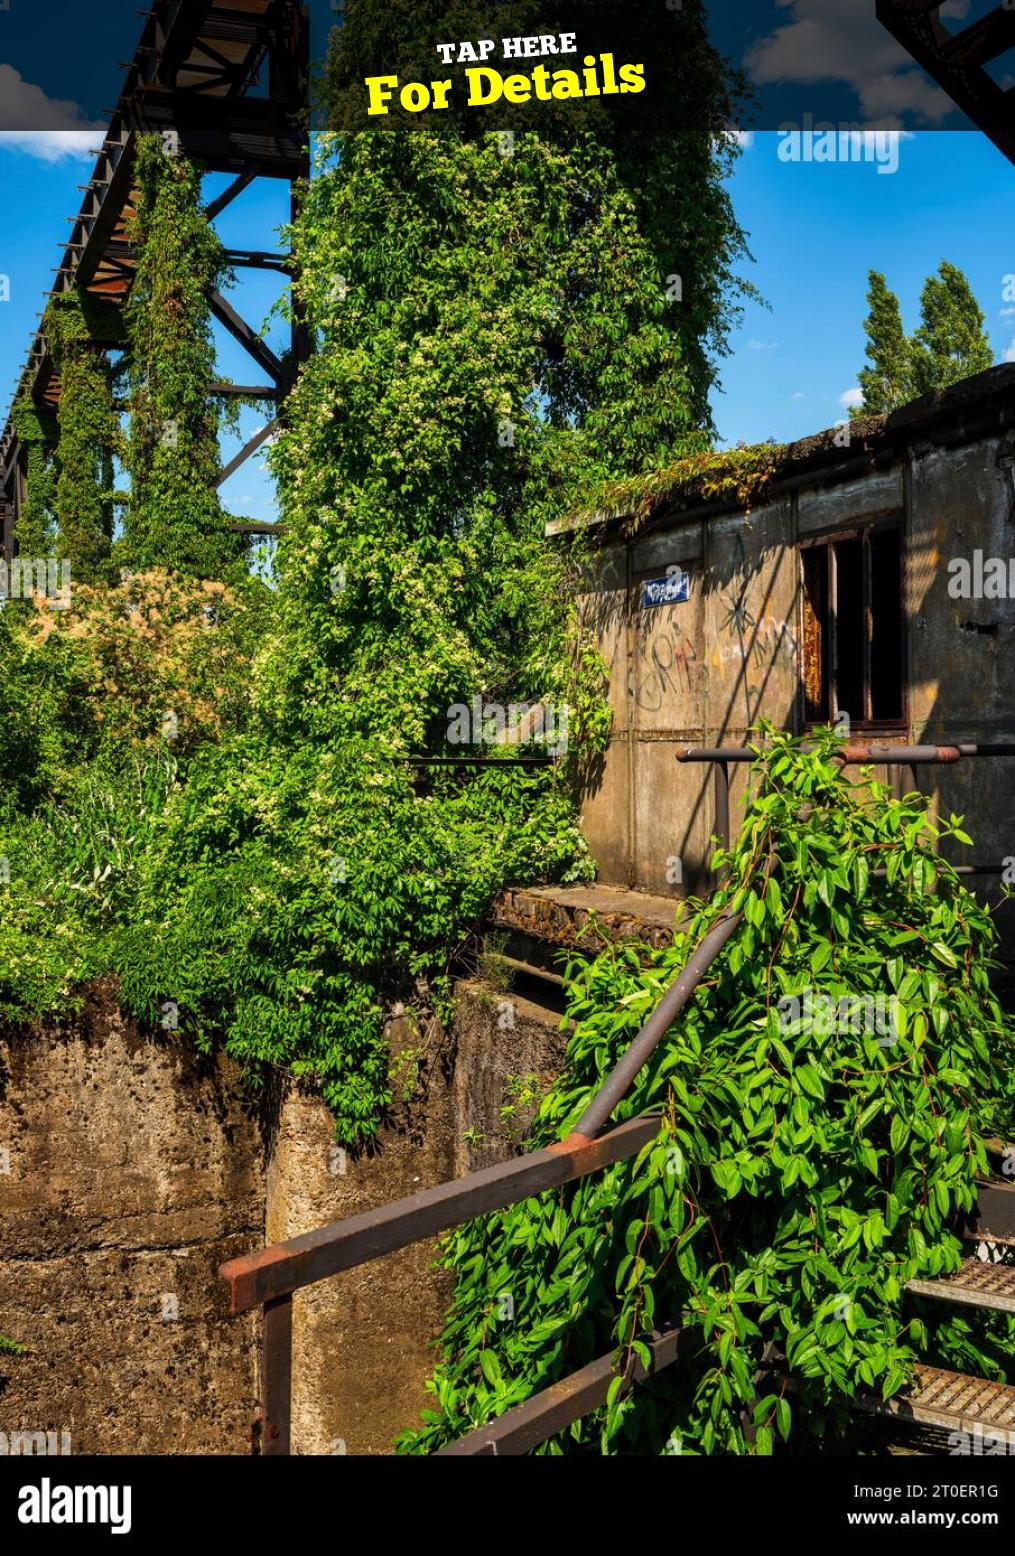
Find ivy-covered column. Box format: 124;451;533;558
124;135;241;580
43;291;123;584
10;400;58;556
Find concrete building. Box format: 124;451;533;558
556;366;1015;950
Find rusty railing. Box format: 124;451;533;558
677;741;1015;876
219;908;744;1454
220;739;1015;1455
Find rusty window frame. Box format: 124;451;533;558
799;516;907;732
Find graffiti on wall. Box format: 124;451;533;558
631;624;703;713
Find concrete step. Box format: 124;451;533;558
490;883;682;952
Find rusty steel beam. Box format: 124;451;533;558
220;1112;665;1315
204;169;257;221
0;1;311;520
876;1;1015;168
261;1294;292;1457
436;1324;692;1456
216;417;279;487
210;292;284;384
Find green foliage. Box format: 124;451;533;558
43;291;123;582
584;442;783;530
264;126;749;751
123;136;242;578
0;571;262;810
18;443;56;555
855;262;994;417
0;753;177;1023
12;397;59;555
0;101;749;1144
910;261;994;397
400;730;1015;1455
855;272;910;418
115;740;590;1141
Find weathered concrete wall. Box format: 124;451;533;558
264;987;567;1452
264;1013;457;1456
0;981;263;1455
452;981;568;1175
0;978;570;1458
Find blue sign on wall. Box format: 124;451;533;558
641;569;690;609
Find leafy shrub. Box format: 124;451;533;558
117;739;592;1143
0;571;264;805
401;730;1015;1455
0;754;177;1023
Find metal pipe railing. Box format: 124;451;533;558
221;897;747;1453
676;740;1015;869
677;743;1015;765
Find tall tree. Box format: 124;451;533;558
856;262;995;415
910;260;993;396
855;271;911;416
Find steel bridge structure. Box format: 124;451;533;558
0;0;311;565
877;0;1015;166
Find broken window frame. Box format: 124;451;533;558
799;516;907;732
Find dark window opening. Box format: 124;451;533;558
801;523;904;729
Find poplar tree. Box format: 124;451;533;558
855;271;911;416
856;262;995;416
910;260;993;396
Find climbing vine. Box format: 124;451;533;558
11;400;58;555
124;135;241;579
43;291;123;583
401;729;1015;1454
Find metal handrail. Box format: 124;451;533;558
677;740;1015;871
220;900;744;1454
221;737;1015;1454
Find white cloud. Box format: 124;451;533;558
748;339;780;351
840;387;864;411
1000;307;1015;319
746;0;957;126
792;392;805;400
726;129;755;149
0;131;99;162
0;66;104;160
1005;338;1015;364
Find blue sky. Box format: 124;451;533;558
715;127;1015;446
0;127;1013;523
